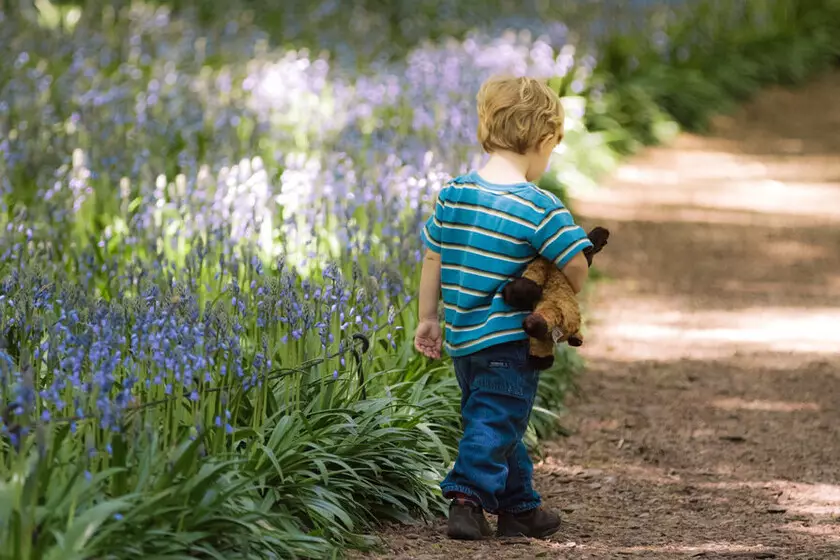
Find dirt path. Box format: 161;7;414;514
358;71;840;559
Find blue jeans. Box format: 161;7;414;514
440;340;542;514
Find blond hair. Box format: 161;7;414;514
476;76;565;154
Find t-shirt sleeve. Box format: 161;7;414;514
420;192;445;253
529;203;593;268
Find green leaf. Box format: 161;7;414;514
154;436;204;492
416;422;451;465
54;497;134;555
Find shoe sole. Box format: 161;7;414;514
497;524;561;539
447;523;492;541
447;530;488;541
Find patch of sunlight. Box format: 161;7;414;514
522;540;577;552
571;199;830;228
782;522;840;540
783;483;840;517
598;306;840;358
711;397;820;413
244;53;347;150
576;134;840;223
761;239;830;262
756;155;840;183
575;178;840;225
614;149;768;184
699;480;840;518
613;147;840;186
700;180;840;220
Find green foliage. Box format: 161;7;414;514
0;359;466;558
530;349;583;445
585;0;840;156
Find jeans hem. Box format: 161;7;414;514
440;484;492;512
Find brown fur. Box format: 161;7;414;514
502;227;610;369
520;257;583;356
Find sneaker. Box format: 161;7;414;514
497;506;562;539
446;499;493;540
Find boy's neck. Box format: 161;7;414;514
477;151;531;185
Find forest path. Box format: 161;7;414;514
359;70;840;559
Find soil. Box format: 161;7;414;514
355;71;840;559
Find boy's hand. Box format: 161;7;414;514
414;320;442;359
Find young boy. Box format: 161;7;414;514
414;76;592;540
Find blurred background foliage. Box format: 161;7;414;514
0;0;838;557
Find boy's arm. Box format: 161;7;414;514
560;251;588;294
415;250;443;358
415;193;445;358
418;250;442;322
529;203;593;295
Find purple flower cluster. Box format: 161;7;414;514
0;238;408;437
0;2;705;442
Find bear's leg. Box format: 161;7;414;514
528;337;555;370
503;258;552;311
567;332;584;347
522;272;582;343
522;313;550;339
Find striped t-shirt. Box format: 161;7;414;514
420;170;593;358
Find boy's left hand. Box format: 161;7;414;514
414;320;442;359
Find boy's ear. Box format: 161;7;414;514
542;130;563;150
538;134;556;152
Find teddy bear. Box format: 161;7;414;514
502;226;610;370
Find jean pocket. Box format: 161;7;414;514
484;341;528;364
487;358;513;369
474;345;538;399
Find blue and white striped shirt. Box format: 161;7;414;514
420;170;593;357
